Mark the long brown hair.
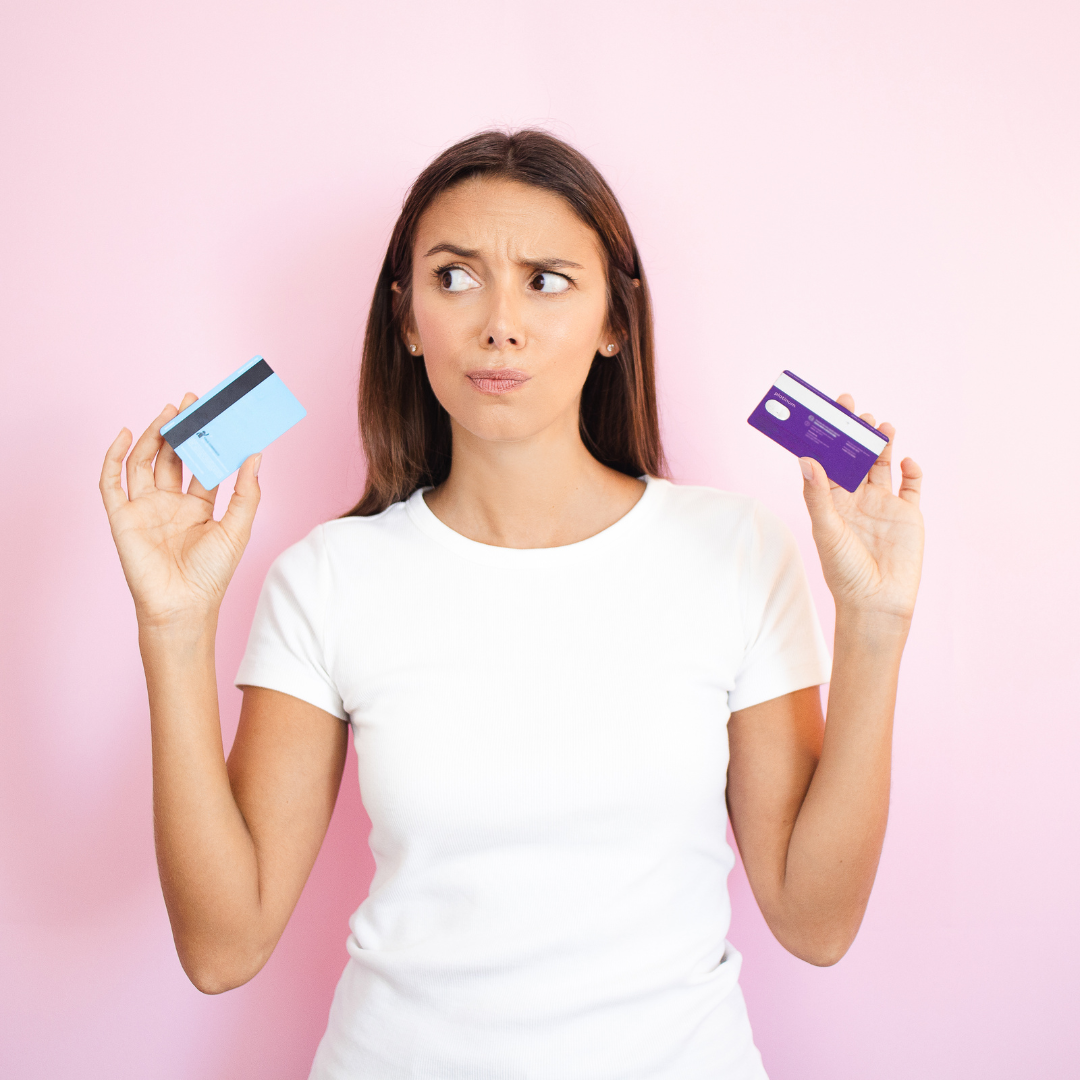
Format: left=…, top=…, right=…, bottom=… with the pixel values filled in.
left=346, top=128, right=666, bottom=517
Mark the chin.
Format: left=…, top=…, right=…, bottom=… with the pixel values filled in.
left=455, top=411, right=544, bottom=445
left=439, top=391, right=552, bottom=442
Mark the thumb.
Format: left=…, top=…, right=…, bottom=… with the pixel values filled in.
left=799, top=457, right=836, bottom=528
left=220, top=453, right=262, bottom=547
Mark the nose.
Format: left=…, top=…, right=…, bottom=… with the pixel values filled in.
left=480, top=284, right=525, bottom=352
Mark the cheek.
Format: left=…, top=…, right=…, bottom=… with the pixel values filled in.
left=536, top=295, right=604, bottom=342
left=412, top=298, right=494, bottom=396
left=411, top=299, right=467, bottom=402
left=412, top=292, right=464, bottom=350
left=414, top=313, right=467, bottom=399
left=534, top=305, right=606, bottom=388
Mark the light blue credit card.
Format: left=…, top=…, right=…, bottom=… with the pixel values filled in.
left=159, top=356, right=306, bottom=490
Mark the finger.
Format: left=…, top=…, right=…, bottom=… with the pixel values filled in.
left=154, top=439, right=183, bottom=492
left=126, top=405, right=177, bottom=499
left=836, top=392, right=855, bottom=413
left=898, top=457, right=923, bottom=507
left=219, top=454, right=262, bottom=548
left=186, top=471, right=219, bottom=509
left=153, top=392, right=198, bottom=492
left=799, top=456, right=841, bottom=527
left=866, top=421, right=895, bottom=489
left=100, top=428, right=134, bottom=517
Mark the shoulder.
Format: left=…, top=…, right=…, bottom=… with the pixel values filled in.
left=653, top=477, right=756, bottom=522
left=320, top=496, right=415, bottom=552
left=265, top=497, right=415, bottom=585
left=646, top=480, right=803, bottom=590
left=651, top=478, right=788, bottom=546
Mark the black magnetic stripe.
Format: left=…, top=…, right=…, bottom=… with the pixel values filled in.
left=163, top=360, right=274, bottom=448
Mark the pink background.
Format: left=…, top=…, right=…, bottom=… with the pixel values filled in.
left=2, top=2, right=1077, bottom=1077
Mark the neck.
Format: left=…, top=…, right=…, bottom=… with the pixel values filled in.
left=424, top=408, right=646, bottom=548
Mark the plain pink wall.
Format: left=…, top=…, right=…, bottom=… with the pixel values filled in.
left=2, top=2, right=1077, bottom=1077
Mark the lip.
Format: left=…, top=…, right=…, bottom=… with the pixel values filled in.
left=466, top=369, right=532, bottom=395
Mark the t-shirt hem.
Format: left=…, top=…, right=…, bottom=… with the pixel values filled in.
left=234, top=664, right=347, bottom=720
left=727, top=662, right=832, bottom=714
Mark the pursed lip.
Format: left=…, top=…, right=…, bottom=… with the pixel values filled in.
left=465, top=369, right=532, bottom=394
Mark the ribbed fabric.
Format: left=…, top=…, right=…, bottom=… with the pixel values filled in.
left=235, top=478, right=832, bottom=1079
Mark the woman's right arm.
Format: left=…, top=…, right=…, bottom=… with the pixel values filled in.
left=101, top=399, right=348, bottom=994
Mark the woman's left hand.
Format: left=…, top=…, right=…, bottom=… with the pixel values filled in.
left=799, top=394, right=924, bottom=623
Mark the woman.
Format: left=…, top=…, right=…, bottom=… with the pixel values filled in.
left=99, top=130, right=924, bottom=1079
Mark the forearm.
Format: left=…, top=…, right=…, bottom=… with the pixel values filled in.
left=778, top=609, right=908, bottom=961
left=141, top=618, right=266, bottom=990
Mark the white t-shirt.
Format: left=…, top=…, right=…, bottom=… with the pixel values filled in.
left=235, top=477, right=832, bottom=1080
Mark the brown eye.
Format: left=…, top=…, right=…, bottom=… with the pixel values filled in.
left=439, top=267, right=479, bottom=292
left=530, top=272, right=571, bottom=294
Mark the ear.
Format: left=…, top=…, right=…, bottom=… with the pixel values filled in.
left=597, top=326, right=620, bottom=357
left=391, top=282, right=423, bottom=356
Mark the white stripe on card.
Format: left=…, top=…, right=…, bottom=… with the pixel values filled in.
left=773, top=373, right=888, bottom=454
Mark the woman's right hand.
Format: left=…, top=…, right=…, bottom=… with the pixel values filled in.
left=99, top=392, right=262, bottom=629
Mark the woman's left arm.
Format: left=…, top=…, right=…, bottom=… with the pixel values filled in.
left=726, top=397, right=924, bottom=966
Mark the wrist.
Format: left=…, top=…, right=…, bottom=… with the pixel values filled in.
left=833, top=604, right=911, bottom=647
left=138, top=608, right=220, bottom=653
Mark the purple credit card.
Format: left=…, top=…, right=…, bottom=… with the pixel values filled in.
left=747, top=371, right=888, bottom=492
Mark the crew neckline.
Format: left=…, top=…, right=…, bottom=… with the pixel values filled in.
left=404, top=475, right=667, bottom=567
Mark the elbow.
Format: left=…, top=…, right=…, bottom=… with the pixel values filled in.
left=792, top=936, right=852, bottom=967
left=178, top=941, right=270, bottom=996
left=189, top=972, right=238, bottom=996
left=761, top=877, right=872, bottom=966
left=773, top=918, right=859, bottom=967
left=188, top=967, right=253, bottom=996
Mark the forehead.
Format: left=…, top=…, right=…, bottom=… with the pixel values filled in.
left=414, top=176, right=603, bottom=261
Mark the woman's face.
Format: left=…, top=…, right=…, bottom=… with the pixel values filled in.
left=405, top=176, right=614, bottom=446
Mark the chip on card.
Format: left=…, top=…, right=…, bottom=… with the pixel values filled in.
left=747, top=371, right=888, bottom=493
left=160, top=356, right=306, bottom=490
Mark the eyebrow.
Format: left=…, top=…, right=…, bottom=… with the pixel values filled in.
left=423, top=242, right=584, bottom=272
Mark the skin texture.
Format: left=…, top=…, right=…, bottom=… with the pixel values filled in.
left=99, top=176, right=923, bottom=992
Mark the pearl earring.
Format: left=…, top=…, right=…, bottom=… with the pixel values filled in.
left=410, top=344, right=417, bottom=353
left=606, top=344, right=615, bottom=352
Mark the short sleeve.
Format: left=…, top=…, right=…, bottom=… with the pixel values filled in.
left=234, top=524, right=347, bottom=720
left=727, top=502, right=832, bottom=713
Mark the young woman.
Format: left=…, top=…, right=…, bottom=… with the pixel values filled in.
left=99, top=130, right=924, bottom=1079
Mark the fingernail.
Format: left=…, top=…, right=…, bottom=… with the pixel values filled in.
left=253, top=454, right=262, bottom=477
left=800, top=458, right=814, bottom=480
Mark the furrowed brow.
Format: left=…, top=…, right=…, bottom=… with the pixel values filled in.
left=521, top=257, right=585, bottom=272
left=424, top=243, right=480, bottom=259
left=422, top=245, right=586, bottom=272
